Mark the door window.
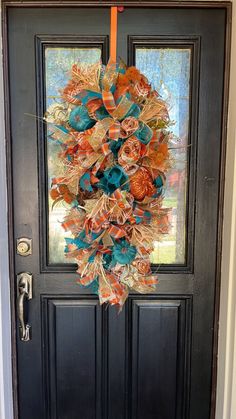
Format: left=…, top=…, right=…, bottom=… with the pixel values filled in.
left=43, top=44, right=103, bottom=264
left=136, top=47, right=191, bottom=264
left=45, top=45, right=191, bottom=266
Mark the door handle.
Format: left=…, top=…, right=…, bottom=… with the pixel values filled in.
left=17, top=272, right=33, bottom=342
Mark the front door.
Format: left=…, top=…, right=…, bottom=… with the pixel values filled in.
left=5, top=3, right=228, bottom=419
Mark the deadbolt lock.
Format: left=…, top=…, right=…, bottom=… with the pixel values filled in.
left=16, top=238, right=32, bottom=256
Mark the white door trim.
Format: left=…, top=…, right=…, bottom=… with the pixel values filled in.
left=0, top=7, right=14, bottom=419
left=216, top=1, right=236, bottom=417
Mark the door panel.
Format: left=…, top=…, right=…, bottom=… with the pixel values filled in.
left=7, top=5, right=227, bottom=419
left=44, top=298, right=102, bottom=419
left=131, top=298, right=191, bottom=419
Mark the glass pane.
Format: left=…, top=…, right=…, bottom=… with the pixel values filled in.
left=45, top=47, right=102, bottom=264
left=135, top=48, right=191, bottom=264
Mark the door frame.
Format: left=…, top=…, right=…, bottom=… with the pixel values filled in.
left=1, top=1, right=232, bottom=418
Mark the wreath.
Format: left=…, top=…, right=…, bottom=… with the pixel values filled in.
left=46, top=60, right=172, bottom=307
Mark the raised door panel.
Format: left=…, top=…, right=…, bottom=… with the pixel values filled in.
left=131, top=298, right=191, bottom=419
left=43, top=298, right=102, bottom=419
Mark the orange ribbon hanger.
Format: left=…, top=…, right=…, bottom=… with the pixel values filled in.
left=110, top=6, right=118, bottom=62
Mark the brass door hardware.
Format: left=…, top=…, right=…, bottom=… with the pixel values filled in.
left=16, top=238, right=32, bottom=256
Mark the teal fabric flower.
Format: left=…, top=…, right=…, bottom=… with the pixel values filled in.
left=69, top=105, right=95, bottom=131
left=112, top=240, right=137, bottom=265
left=135, top=122, right=153, bottom=144
left=97, top=165, right=130, bottom=194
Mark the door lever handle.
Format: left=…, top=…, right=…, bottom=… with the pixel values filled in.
left=17, top=272, right=33, bottom=342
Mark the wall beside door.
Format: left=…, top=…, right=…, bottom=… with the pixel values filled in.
left=216, top=1, right=236, bottom=418
left=0, top=2, right=235, bottom=419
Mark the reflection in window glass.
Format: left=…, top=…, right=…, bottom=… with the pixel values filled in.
left=45, top=47, right=101, bottom=264
left=136, top=48, right=191, bottom=264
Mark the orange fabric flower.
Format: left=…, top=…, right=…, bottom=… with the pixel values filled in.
left=120, top=117, right=139, bottom=138
left=117, top=73, right=129, bottom=87
left=115, top=74, right=130, bottom=100
left=125, top=67, right=142, bottom=82
left=145, top=142, right=169, bottom=170
left=118, top=136, right=141, bottom=167
left=130, top=167, right=156, bottom=201
left=133, top=258, right=151, bottom=275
